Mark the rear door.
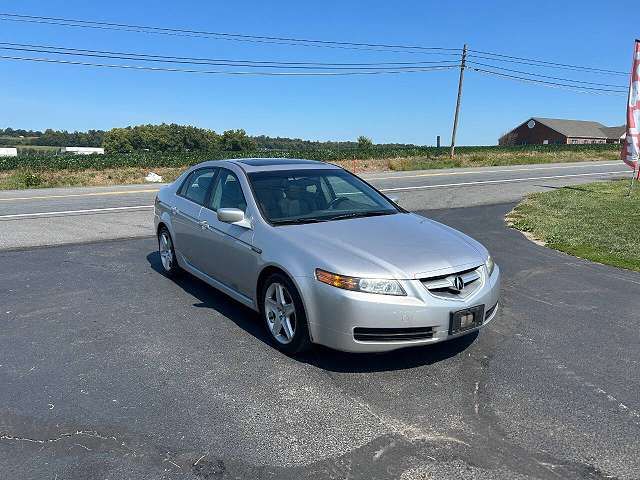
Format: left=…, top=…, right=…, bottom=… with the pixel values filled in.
left=171, top=167, right=217, bottom=266
left=197, top=168, right=258, bottom=298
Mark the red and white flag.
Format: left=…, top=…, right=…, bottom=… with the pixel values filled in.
left=622, top=39, right=640, bottom=176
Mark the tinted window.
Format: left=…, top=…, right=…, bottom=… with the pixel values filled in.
left=209, top=170, right=247, bottom=212
left=179, top=168, right=217, bottom=205
left=248, top=169, right=398, bottom=225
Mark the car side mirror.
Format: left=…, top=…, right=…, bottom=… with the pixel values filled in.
left=217, top=208, right=250, bottom=228
left=388, top=195, right=401, bottom=205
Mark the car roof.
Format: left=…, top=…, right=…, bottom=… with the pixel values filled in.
left=220, top=157, right=342, bottom=173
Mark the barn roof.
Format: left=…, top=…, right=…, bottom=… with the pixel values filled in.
left=532, top=117, right=610, bottom=139
left=600, top=125, right=626, bottom=139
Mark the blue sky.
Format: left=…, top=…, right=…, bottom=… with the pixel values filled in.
left=0, top=0, right=637, bottom=145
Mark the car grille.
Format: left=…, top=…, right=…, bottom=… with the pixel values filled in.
left=353, top=326, right=434, bottom=342
left=420, top=266, right=482, bottom=299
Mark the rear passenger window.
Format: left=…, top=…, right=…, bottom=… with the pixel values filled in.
left=179, top=168, right=217, bottom=205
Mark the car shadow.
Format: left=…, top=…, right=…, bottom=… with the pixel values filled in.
left=298, top=333, right=477, bottom=373
left=147, top=251, right=265, bottom=340
left=146, top=251, right=478, bottom=373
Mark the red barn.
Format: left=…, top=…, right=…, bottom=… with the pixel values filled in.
left=499, top=117, right=625, bottom=145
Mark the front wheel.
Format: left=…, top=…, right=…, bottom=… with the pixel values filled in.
left=261, top=273, right=311, bottom=354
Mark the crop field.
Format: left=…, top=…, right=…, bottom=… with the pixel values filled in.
left=0, top=144, right=620, bottom=172
left=0, top=144, right=622, bottom=189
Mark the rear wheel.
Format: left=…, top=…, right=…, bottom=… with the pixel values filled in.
left=261, top=273, right=311, bottom=354
left=158, top=226, right=181, bottom=278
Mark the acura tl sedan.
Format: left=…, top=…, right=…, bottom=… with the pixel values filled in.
left=154, top=158, right=500, bottom=354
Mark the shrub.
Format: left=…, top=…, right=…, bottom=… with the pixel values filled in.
left=11, top=169, right=43, bottom=188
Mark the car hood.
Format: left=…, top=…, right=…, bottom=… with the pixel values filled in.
left=278, top=212, right=486, bottom=279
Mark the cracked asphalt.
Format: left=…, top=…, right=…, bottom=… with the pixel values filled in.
left=1, top=203, right=639, bottom=479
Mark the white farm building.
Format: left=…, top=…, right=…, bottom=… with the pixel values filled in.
left=61, top=147, right=105, bottom=155
left=0, top=147, right=18, bottom=157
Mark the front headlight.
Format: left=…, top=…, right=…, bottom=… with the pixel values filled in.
left=315, top=269, right=406, bottom=296
left=485, top=254, right=495, bottom=277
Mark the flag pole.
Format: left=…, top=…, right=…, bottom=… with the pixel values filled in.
left=625, top=39, right=640, bottom=196
left=629, top=162, right=639, bottom=197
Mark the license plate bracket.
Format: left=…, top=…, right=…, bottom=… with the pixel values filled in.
left=449, top=305, right=485, bottom=335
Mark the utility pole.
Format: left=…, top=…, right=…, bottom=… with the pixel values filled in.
left=450, top=44, right=468, bottom=159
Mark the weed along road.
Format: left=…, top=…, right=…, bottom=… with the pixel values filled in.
left=1, top=162, right=639, bottom=479
left=0, top=160, right=629, bottom=250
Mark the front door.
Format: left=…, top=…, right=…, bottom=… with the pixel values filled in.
left=197, top=168, right=258, bottom=299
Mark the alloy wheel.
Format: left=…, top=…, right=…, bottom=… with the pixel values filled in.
left=264, top=282, right=297, bottom=344
left=159, top=231, right=174, bottom=272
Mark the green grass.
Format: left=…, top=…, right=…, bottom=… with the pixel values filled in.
left=0, top=167, right=185, bottom=190
left=507, top=180, right=640, bottom=271
left=16, top=145, right=61, bottom=153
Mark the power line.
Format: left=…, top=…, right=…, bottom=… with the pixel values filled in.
left=0, top=12, right=629, bottom=77
left=470, top=67, right=626, bottom=95
left=0, top=13, right=461, bottom=55
left=468, top=54, right=629, bottom=76
left=0, top=54, right=460, bottom=76
left=0, top=42, right=461, bottom=70
left=468, top=49, right=629, bottom=76
left=0, top=13, right=630, bottom=95
left=466, top=60, right=627, bottom=89
left=0, top=17, right=457, bottom=55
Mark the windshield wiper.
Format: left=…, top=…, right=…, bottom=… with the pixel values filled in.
left=328, top=210, right=395, bottom=221
left=273, top=210, right=395, bottom=225
left=273, top=217, right=333, bottom=226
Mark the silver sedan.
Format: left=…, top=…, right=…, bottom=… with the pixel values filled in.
left=154, top=158, right=500, bottom=354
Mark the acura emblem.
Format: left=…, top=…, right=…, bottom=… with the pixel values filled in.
left=452, top=275, right=465, bottom=292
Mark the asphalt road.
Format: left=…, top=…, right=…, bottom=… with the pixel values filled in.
left=0, top=160, right=630, bottom=249
left=1, top=199, right=640, bottom=479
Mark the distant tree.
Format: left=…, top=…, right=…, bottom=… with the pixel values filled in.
left=221, top=129, right=256, bottom=151
left=357, top=136, right=374, bottom=149
left=103, top=128, right=134, bottom=153
left=102, top=124, right=220, bottom=153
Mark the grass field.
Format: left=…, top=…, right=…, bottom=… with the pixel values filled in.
left=507, top=180, right=640, bottom=272
left=0, top=167, right=185, bottom=190
left=15, top=145, right=61, bottom=153
left=0, top=144, right=621, bottom=190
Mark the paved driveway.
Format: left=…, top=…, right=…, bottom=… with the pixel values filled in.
left=1, top=203, right=638, bottom=479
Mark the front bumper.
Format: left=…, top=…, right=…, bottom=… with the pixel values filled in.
left=295, top=265, right=501, bottom=352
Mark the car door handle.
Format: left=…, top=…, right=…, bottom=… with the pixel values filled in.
left=199, top=220, right=209, bottom=230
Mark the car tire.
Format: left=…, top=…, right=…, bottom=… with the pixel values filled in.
left=260, top=273, right=312, bottom=354
left=158, top=226, right=181, bottom=278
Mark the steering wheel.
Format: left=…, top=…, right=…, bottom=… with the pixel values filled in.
left=327, top=196, right=349, bottom=210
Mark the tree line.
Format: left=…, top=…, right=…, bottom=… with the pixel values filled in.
left=0, top=123, right=409, bottom=153
left=102, top=125, right=256, bottom=153
left=0, top=128, right=104, bottom=147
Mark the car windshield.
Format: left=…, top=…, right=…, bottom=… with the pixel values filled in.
left=248, top=168, right=399, bottom=225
